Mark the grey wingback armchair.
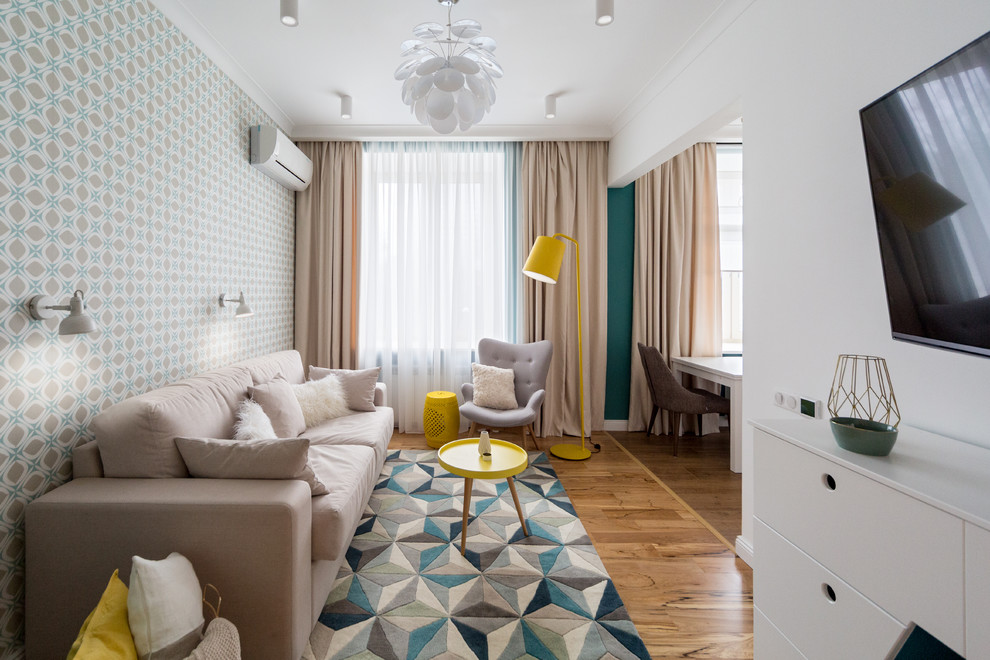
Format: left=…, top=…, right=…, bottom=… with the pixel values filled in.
left=460, top=338, right=553, bottom=451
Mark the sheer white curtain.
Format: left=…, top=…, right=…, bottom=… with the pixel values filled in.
left=358, top=142, right=521, bottom=432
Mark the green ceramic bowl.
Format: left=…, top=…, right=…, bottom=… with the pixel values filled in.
left=829, top=417, right=898, bottom=456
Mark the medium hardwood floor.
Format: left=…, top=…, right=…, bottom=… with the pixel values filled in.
left=609, top=429, right=743, bottom=548
left=388, top=430, right=753, bottom=659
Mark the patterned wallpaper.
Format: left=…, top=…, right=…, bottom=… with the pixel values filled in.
left=0, top=0, right=296, bottom=652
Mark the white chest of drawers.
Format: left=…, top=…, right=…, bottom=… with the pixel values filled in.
left=752, top=419, right=990, bottom=658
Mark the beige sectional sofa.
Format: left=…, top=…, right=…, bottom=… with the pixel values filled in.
left=25, top=350, right=393, bottom=660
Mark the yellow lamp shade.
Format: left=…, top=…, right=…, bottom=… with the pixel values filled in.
left=522, top=236, right=566, bottom=284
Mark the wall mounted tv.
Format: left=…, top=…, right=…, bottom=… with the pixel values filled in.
left=860, top=29, right=990, bottom=358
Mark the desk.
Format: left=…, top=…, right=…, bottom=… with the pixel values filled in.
left=671, top=356, right=742, bottom=473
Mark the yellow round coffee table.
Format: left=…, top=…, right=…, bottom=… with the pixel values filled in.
left=437, top=438, right=529, bottom=555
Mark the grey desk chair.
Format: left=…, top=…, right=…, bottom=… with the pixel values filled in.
left=638, top=342, right=729, bottom=456
left=460, top=338, right=553, bottom=451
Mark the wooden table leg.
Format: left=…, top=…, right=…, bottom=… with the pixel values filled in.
left=506, top=476, right=528, bottom=537
left=460, top=477, right=473, bottom=556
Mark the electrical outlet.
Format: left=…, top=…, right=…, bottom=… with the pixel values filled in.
left=774, top=391, right=822, bottom=419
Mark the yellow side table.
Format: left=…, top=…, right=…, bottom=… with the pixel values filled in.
left=424, top=391, right=459, bottom=449
left=437, top=438, right=529, bottom=555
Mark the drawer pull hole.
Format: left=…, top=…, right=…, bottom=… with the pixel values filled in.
left=823, top=474, right=836, bottom=491
left=823, top=583, right=837, bottom=602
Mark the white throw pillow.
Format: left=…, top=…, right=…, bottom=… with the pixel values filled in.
left=472, top=363, right=518, bottom=410
left=233, top=398, right=276, bottom=441
left=292, top=374, right=349, bottom=427
left=127, top=552, right=204, bottom=660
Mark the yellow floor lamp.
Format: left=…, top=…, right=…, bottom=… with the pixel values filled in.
left=522, top=233, right=591, bottom=461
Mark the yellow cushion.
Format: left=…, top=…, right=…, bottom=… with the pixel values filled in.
left=67, top=569, right=138, bottom=660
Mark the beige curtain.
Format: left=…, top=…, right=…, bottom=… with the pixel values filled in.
left=629, top=142, right=722, bottom=433
left=294, top=141, right=362, bottom=370
left=522, top=141, right=609, bottom=437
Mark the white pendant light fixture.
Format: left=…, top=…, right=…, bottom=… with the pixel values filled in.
left=545, top=95, right=557, bottom=120
left=340, top=94, right=353, bottom=119
left=596, top=0, right=614, bottom=26
left=280, top=0, right=298, bottom=27
left=395, top=0, right=500, bottom=134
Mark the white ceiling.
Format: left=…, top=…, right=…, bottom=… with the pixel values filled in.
left=151, top=0, right=740, bottom=141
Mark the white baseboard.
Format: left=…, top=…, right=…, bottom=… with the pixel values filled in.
left=603, top=419, right=629, bottom=432
left=735, top=534, right=754, bottom=567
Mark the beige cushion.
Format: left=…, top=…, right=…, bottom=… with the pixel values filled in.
left=248, top=376, right=306, bottom=438
left=292, top=376, right=349, bottom=427
left=309, top=366, right=381, bottom=412
left=127, top=552, right=203, bottom=660
left=308, top=444, right=379, bottom=561
left=92, top=366, right=253, bottom=478
left=232, top=399, right=276, bottom=441
left=235, top=349, right=305, bottom=386
left=301, top=408, right=395, bottom=466
left=471, top=363, right=517, bottom=410
left=175, top=437, right=328, bottom=495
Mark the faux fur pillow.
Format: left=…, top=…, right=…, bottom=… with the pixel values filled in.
left=292, top=374, right=349, bottom=427
left=471, top=363, right=517, bottom=410
left=233, top=399, right=277, bottom=441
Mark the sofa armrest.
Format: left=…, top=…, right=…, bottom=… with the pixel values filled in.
left=461, top=382, right=474, bottom=403
left=72, top=440, right=103, bottom=478
left=26, top=478, right=312, bottom=660
left=374, top=381, right=387, bottom=407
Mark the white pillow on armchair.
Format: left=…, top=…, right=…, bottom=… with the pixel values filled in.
left=471, top=363, right=517, bottom=410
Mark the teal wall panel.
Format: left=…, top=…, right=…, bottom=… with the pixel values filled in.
left=605, top=184, right=635, bottom=420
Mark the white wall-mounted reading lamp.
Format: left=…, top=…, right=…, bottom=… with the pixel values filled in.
left=27, top=290, right=99, bottom=335
left=219, top=291, right=254, bottom=318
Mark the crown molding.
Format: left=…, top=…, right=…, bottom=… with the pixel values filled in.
left=609, top=0, right=756, bottom=136
left=290, top=123, right=612, bottom=142
left=149, top=0, right=295, bottom=133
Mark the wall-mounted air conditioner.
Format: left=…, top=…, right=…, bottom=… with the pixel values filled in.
left=249, top=125, right=313, bottom=191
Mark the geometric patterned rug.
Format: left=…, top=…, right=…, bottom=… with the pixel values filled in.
left=306, top=450, right=651, bottom=660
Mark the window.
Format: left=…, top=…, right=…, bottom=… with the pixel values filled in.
left=358, top=142, right=520, bottom=431
left=717, top=144, right=743, bottom=355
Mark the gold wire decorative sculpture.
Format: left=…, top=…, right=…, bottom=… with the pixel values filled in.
left=203, top=583, right=222, bottom=620
left=827, top=354, right=900, bottom=427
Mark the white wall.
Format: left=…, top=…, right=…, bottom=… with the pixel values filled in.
left=610, top=0, right=990, bottom=552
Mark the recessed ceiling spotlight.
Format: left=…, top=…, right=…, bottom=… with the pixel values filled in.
left=595, top=0, right=614, bottom=26
left=281, top=0, right=299, bottom=27
left=545, top=95, right=556, bottom=120
left=341, top=95, right=353, bottom=120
